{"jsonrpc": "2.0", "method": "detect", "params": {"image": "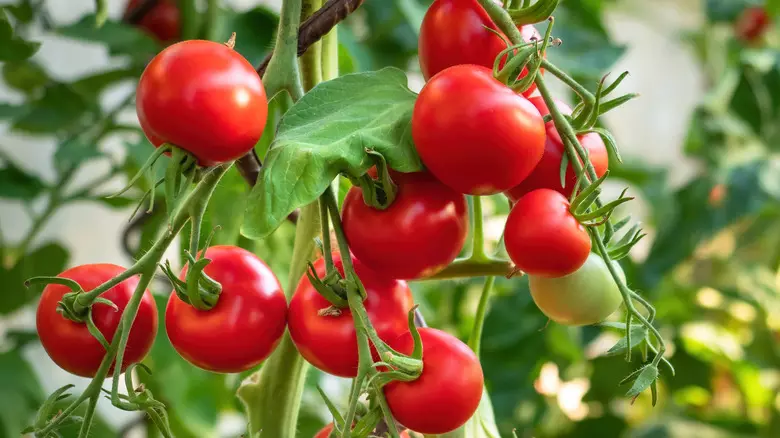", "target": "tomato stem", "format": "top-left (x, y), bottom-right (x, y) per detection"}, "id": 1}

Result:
top-left (263, 0), bottom-right (305, 101)
top-left (470, 196), bottom-right (488, 262)
top-left (301, 0), bottom-right (324, 90)
top-left (468, 276), bottom-right (496, 357)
